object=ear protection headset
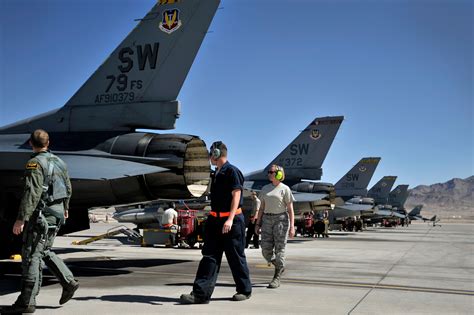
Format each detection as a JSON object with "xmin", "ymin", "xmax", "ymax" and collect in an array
[
  {"xmin": 210, "ymin": 141, "xmax": 223, "ymax": 159},
  {"xmin": 274, "ymin": 165, "xmax": 284, "ymax": 181},
  {"xmin": 275, "ymin": 167, "xmax": 283, "ymax": 181}
]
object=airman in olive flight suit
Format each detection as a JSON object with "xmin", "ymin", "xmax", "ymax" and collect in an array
[{"xmin": 2, "ymin": 129, "xmax": 79, "ymax": 314}]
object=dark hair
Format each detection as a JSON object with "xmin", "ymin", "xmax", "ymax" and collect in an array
[
  {"xmin": 30, "ymin": 129, "xmax": 49, "ymax": 148},
  {"xmin": 169, "ymin": 202, "xmax": 176, "ymax": 209}
]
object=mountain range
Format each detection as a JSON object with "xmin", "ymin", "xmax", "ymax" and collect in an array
[{"xmin": 405, "ymin": 176, "xmax": 473, "ymax": 220}]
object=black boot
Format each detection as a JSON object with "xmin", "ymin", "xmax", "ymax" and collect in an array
[
  {"xmin": 179, "ymin": 292, "xmax": 210, "ymax": 304},
  {"xmin": 1, "ymin": 304, "xmax": 36, "ymax": 314},
  {"xmin": 59, "ymin": 280, "xmax": 79, "ymax": 305}
]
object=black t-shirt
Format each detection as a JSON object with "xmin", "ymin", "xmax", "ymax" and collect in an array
[{"xmin": 210, "ymin": 161, "xmax": 244, "ymax": 213}]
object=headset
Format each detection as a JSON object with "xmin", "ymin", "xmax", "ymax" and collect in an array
[
  {"xmin": 273, "ymin": 165, "xmax": 284, "ymax": 181},
  {"xmin": 272, "ymin": 164, "xmax": 285, "ymax": 182},
  {"xmin": 210, "ymin": 141, "xmax": 223, "ymax": 159}
]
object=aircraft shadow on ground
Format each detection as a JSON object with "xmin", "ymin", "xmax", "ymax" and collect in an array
[
  {"xmin": 64, "ymin": 258, "xmax": 193, "ymax": 279},
  {"xmin": 0, "ymin": 258, "xmax": 191, "ymax": 295},
  {"xmin": 0, "ymin": 273, "xmax": 62, "ymax": 296}
]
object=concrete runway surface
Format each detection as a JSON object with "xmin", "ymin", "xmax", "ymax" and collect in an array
[{"xmin": 1, "ymin": 222, "xmax": 473, "ymax": 314}]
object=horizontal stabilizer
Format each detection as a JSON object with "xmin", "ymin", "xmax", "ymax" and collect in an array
[{"xmin": 61, "ymin": 155, "xmax": 167, "ymax": 180}]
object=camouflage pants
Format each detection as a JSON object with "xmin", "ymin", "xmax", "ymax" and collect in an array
[
  {"xmin": 15, "ymin": 210, "xmax": 75, "ymax": 307},
  {"xmin": 261, "ymin": 212, "xmax": 289, "ymax": 269}
]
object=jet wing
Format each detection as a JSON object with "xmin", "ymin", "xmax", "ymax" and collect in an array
[
  {"xmin": 61, "ymin": 155, "xmax": 168, "ymax": 180},
  {"xmin": 292, "ymin": 192, "xmax": 328, "ymax": 203}
]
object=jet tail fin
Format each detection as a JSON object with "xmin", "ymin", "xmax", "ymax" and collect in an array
[
  {"xmin": 408, "ymin": 205, "xmax": 423, "ymax": 216},
  {"xmin": 367, "ymin": 176, "xmax": 397, "ymax": 204},
  {"xmin": 1, "ymin": 0, "xmax": 220, "ymax": 133},
  {"xmin": 388, "ymin": 185, "xmax": 409, "ymax": 208},
  {"xmin": 268, "ymin": 116, "xmax": 344, "ymax": 181},
  {"xmin": 334, "ymin": 157, "xmax": 381, "ymax": 197}
]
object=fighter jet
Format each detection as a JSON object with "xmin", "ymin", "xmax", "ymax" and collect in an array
[
  {"xmin": 361, "ymin": 176, "xmax": 408, "ymax": 223},
  {"xmin": 334, "ymin": 157, "xmax": 381, "ymax": 199},
  {"xmin": 388, "ymin": 185, "xmax": 410, "ymax": 210},
  {"xmin": 244, "ymin": 116, "xmax": 344, "ymax": 190},
  {"xmin": 331, "ymin": 157, "xmax": 381, "ymax": 218},
  {"xmin": 407, "ymin": 206, "xmax": 439, "ymax": 225},
  {"xmin": 115, "ymin": 115, "xmax": 345, "ymax": 228},
  {"xmin": 407, "ymin": 205, "xmax": 434, "ymax": 221},
  {"xmin": 0, "ymin": 0, "xmax": 220, "ymax": 258},
  {"xmin": 367, "ymin": 176, "xmax": 398, "ymax": 205},
  {"xmin": 243, "ymin": 116, "xmax": 344, "ymax": 215}
]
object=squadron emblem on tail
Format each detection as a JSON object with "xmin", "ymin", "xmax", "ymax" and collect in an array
[{"xmin": 160, "ymin": 9, "xmax": 182, "ymax": 34}]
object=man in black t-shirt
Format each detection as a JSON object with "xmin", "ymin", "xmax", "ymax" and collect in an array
[{"xmin": 180, "ymin": 141, "xmax": 252, "ymax": 304}]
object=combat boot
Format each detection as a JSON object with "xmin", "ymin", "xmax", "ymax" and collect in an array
[
  {"xmin": 179, "ymin": 292, "xmax": 210, "ymax": 304},
  {"xmin": 1, "ymin": 304, "xmax": 36, "ymax": 314},
  {"xmin": 59, "ymin": 280, "xmax": 79, "ymax": 305},
  {"xmin": 267, "ymin": 266, "xmax": 285, "ymax": 289}
]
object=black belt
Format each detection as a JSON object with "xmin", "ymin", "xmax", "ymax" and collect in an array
[
  {"xmin": 46, "ymin": 199, "xmax": 65, "ymax": 206},
  {"xmin": 264, "ymin": 212, "xmax": 286, "ymax": 216}
]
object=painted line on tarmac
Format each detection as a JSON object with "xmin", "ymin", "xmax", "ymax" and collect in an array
[
  {"xmin": 280, "ymin": 277, "xmax": 474, "ymax": 296},
  {"xmin": 71, "ymin": 266, "xmax": 474, "ymax": 296}
]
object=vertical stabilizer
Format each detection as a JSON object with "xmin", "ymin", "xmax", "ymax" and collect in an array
[
  {"xmin": 388, "ymin": 184, "xmax": 409, "ymax": 209},
  {"xmin": 367, "ymin": 176, "xmax": 397, "ymax": 204},
  {"xmin": 1, "ymin": 0, "xmax": 220, "ymax": 133},
  {"xmin": 267, "ymin": 116, "xmax": 344, "ymax": 180},
  {"xmin": 335, "ymin": 157, "xmax": 381, "ymax": 198},
  {"xmin": 408, "ymin": 205, "xmax": 424, "ymax": 217}
]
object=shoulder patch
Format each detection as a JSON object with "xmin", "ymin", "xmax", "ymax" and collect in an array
[{"xmin": 26, "ymin": 162, "xmax": 38, "ymax": 170}]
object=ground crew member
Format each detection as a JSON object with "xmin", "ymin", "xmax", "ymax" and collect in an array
[
  {"xmin": 255, "ymin": 164, "xmax": 295, "ymax": 289},
  {"xmin": 180, "ymin": 141, "xmax": 252, "ymax": 304},
  {"xmin": 245, "ymin": 191, "xmax": 261, "ymax": 249},
  {"xmin": 2, "ymin": 130, "xmax": 79, "ymax": 314},
  {"xmin": 162, "ymin": 202, "xmax": 178, "ymax": 228},
  {"xmin": 162, "ymin": 202, "xmax": 178, "ymax": 246}
]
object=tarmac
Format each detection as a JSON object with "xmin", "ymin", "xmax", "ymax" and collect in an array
[{"xmin": 1, "ymin": 222, "xmax": 473, "ymax": 314}]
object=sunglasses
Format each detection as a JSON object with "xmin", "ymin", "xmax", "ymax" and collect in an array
[{"xmin": 267, "ymin": 171, "xmax": 276, "ymax": 174}]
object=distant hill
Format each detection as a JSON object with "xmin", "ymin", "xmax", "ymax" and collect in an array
[{"xmin": 405, "ymin": 176, "xmax": 473, "ymax": 220}]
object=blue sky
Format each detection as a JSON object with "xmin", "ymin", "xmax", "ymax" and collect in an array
[{"xmin": 1, "ymin": 0, "xmax": 472, "ymax": 189}]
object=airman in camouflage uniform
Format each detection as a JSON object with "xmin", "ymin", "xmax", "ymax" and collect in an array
[
  {"xmin": 2, "ymin": 130, "xmax": 79, "ymax": 314},
  {"xmin": 255, "ymin": 165, "xmax": 295, "ymax": 289}
]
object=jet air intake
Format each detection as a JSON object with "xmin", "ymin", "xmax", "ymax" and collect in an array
[{"xmin": 94, "ymin": 133, "xmax": 210, "ymax": 203}]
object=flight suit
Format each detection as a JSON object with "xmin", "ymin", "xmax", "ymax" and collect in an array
[{"xmin": 13, "ymin": 151, "xmax": 76, "ymax": 308}]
